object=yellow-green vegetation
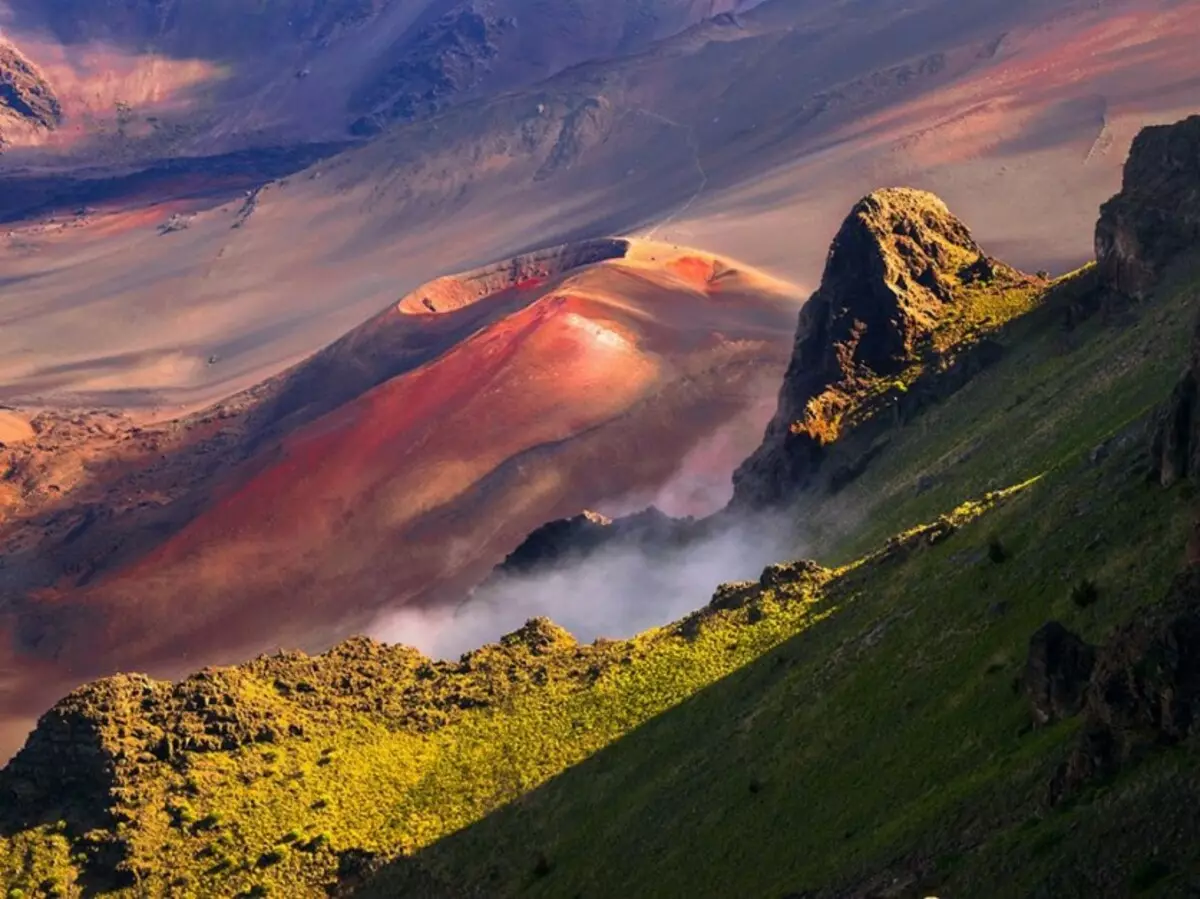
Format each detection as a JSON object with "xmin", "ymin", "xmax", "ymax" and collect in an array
[
  {"xmin": 3, "ymin": 262, "xmax": 1200, "ymax": 895},
  {"xmin": 829, "ymin": 273, "xmax": 1045, "ymax": 440},
  {"xmin": 0, "ymin": 485, "xmax": 1041, "ymax": 899},
  {"xmin": 784, "ymin": 186, "xmax": 1043, "ymax": 449},
  {"xmin": 812, "ymin": 260, "xmax": 1196, "ymax": 561}
]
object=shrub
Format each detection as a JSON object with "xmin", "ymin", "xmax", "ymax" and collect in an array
[
  {"xmin": 1070, "ymin": 578, "xmax": 1099, "ymax": 608},
  {"xmin": 300, "ymin": 833, "xmax": 331, "ymax": 853},
  {"xmin": 1129, "ymin": 859, "xmax": 1171, "ymax": 892},
  {"xmin": 167, "ymin": 801, "xmax": 196, "ymax": 828},
  {"xmin": 987, "ymin": 536, "xmax": 1008, "ymax": 563},
  {"xmin": 194, "ymin": 813, "xmax": 222, "ymax": 832}
]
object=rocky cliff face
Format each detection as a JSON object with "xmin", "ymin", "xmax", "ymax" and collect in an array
[
  {"xmin": 1151, "ymin": 313, "xmax": 1200, "ymax": 487},
  {"xmin": 0, "ymin": 40, "xmax": 61, "ymax": 138},
  {"xmin": 1, "ymin": 0, "xmax": 753, "ymax": 151},
  {"xmin": 348, "ymin": 6, "xmax": 517, "ymax": 136},
  {"xmin": 1129, "ymin": 117, "xmax": 1200, "ymax": 486},
  {"xmin": 1027, "ymin": 569, "xmax": 1200, "ymax": 805},
  {"xmin": 1044, "ymin": 118, "xmax": 1200, "ymax": 799},
  {"xmin": 1096, "ymin": 114, "xmax": 1200, "ymax": 301},
  {"xmin": 731, "ymin": 187, "xmax": 1026, "ymax": 509}
]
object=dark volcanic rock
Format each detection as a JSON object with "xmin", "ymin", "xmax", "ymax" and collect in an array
[
  {"xmin": 1140, "ymin": 118, "xmax": 1200, "ymax": 485},
  {"xmin": 1085, "ymin": 570, "xmax": 1200, "ymax": 742},
  {"xmin": 1096, "ymin": 114, "xmax": 1200, "ymax": 300},
  {"xmin": 495, "ymin": 506, "xmax": 697, "ymax": 578},
  {"xmin": 498, "ymin": 510, "xmax": 618, "ymax": 575},
  {"xmin": 1048, "ymin": 569, "xmax": 1200, "ymax": 802},
  {"xmin": 349, "ymin": 6, "xmax": 517, "ymax": 135},
  {"xmin": 732, "ymin": 188, "xmax": 1023, "ymax": 509},
  {"xmin": 1023, "ymin": 621, "xmax": 1096, "ymax": 726},
  {"xmin": 1047, "ymin": 723, "xmax": 1120, "ymax": 806},
  {"xmin": 1151, "ymin": 314, "xmax": 1200, "ymax": 486}
]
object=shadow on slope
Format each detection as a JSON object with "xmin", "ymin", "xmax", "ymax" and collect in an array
[
  {"xmin": 348, "ymin": 267, "xmax": 1200, "ymax": 899},
  {"xmin": 0, "ymin": 238, "xmax": 799, "ymax": 763},
  {"xmin": 351, "ymin": 448, "xmax": 1195, "ymax": 899}
]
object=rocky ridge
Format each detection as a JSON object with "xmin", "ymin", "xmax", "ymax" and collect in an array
[
  {"xmin": 0, "ymin": 40, "xmax": 61, "ymax": 140},
  {"xmin": 474, "ymin": 188, "xmax": 1040, "ymax": 579},
  {"xmin": 1096, "ymin": 114, "xmax": 1200, "ymax": 302},
  {"xmin": 732, "ymin": 187, "xmax": 1031, "ymax": 509},
  {"xmin": 1016, "ymin": 112, "xmax": 1200, "ymax": 805},
  {"xmin": 490, "ymin": 506, "xmax": 700, "ymax": 578},
  {"xmin": 1132, "ymin": 116, "xmax": 1200, "ymax": 487},
  {"xmin": 349, "ymin": 6, "xmax": 517, "ymax": 136}
]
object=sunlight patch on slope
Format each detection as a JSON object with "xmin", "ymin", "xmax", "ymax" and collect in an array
[{"xmin": 561, "ymin": 311, "xmax": 632, "ymax": 351}]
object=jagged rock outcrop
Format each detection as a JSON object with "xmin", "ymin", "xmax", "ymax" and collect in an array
[
  {"xmin": 0, "ymin": 40, "xmax": 61, "ymax": 136},
  {"xmin": 498, "ymin": 510, "xmax": 618, "ymax": 575},
  {"xmin": 494, "ymin": 506, "xmax": 698, "ymax": 577},
  {"xmin": 1151, "ymin": 313, "xmax": 1200, "ymax": 486},
  {"xmin": 1084, "ymin": 568, "xmax": 1200, "ymax": 744},
  {"xmin": 1140, "ymin": 129, "xmax": 1200, "ymax": 484},
  {"xmin": 732, "ymin": 188, "xmax": 1025, "ymax": 509},
  {"xmin": 534, "ymin": 97, "xmax": 617, "ymax": 181},
  {"xmin": 1022, "ymin": 621, "xmax": 1096, "ymax": 726},
  {"xmin": 1041, "ymin": 569, "xmax": 1200, "ymax": 803},
  {"xmin": 349, "ymin": 6, "xmax": 517, "ymax": 136},
  {"xmin": 1096, "ymin": 114, "xmax": 1200, "ymax": 301}
]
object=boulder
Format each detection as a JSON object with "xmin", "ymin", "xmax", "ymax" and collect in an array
[
  {"xmin": 1046, "ymin": 569, "xmax": 1200, "ymax": 803},
  {"xmin": 1022, "ymin": 621, "xmax": 1096, "ymax": 726},
  {"xmin": 493, "ymin": 506, "xmax": 699, "ymax": 579},
  {"xmin": 1084, "ymin": 573, "xmax": 1200, "ymax": 741}
]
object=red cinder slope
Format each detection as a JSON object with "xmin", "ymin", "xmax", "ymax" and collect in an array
[{"xmin": 0, "ymin": 239, "xmax": 800, "ymax": 759}]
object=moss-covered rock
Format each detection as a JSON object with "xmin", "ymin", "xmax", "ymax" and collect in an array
[{"xmin": 732, "ymin": 187, "xmax": 1033, "ymax": 509}]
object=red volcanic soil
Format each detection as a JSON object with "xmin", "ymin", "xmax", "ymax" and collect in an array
[{"xmin": 0, "ymin": 240, "xmax": 800, "ymax": 759}]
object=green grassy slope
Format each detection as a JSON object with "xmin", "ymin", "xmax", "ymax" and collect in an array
[
  {"xmin": 2, "ymin": 253, "xmax": 1198, "ymax": 898},
  {"xmin": 359, "ymin": 260, "xmax": 1200, "ymax": 898}
]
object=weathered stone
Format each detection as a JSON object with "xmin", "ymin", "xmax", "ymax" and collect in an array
[
  {"xmin": 1085, "ymin": 572, "xmax": 1200, "ymax": 741},
  {"xmin": 1023, "ymin": 621, "xmax": 1095, "ymax": 726},
  {"xmin": 0, "ymin": 39, "xmax": 61, "ymax": 131},
  {"xmin": 1046, "ymin": 570, "xmax": 1200, "ymax": 803},
  {"xmin": 732, "ymin": 188, "xmax": 1025, "ymax": 509},
  {"xmin": 1151, "ymin": 316, "xmax": 1200, "ymax": 486},
  {"xmin": 1096, "ymin": 114, "xmax": 1200, "ymax": 300}
]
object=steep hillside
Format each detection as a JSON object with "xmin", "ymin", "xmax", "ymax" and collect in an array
[
  {"xmin": 0, "ymin": 38, "xmax": 60, "ymax": 143},
  {"xmin": 1096, "ymin": 115, "xmax": 1200, "ymax": 301},
  {"xmin": 4, "ymin": 116, "xmax": 1200, "ymax": 897},
  {"xmin": 3, "ymin": 0, "xmax": 1196, "ymax": 418},
  {"xmin": 0, "ymin": 238, "xmax": 800, "ymax": 762},
  {"xmin": 463, "ymin": 187, "xmax": 1039, "ymax": 573},
  {"xmin": 0, "ymin": 0, "xmax": 756, "ymax": 161}
]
